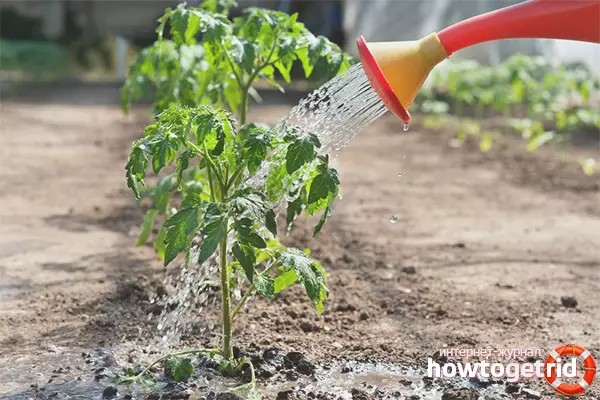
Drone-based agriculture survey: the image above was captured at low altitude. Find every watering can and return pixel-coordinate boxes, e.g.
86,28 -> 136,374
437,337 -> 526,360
356,0 -> 600,123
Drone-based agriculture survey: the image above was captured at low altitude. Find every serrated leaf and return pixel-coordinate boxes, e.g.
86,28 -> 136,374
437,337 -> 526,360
255,274 -> 274,300
170,7 -> 201,45
296,47 -> 313,78
241,124 -> 272,174
151,132 -> 180,174
274,267 -> 297,293
280,248 -> 323,303
308,173 -> 333,204
285,134 -> 320,174
164,207 -> 198,229
313,206 -> 331,237
137,209 -> 158,246
246,232 -> 267,249
230,189 -> 269,221
241,40 -> 256,74
265,209 -> 277,236
126,146 -> 149,199
233,242 -> 255,282
164,223 -> 189,266
165,357 -> 194,382
234,217 -> 253,237
198,203 -> 226,263
274,60 -> 292,83
164,207 -> 201,266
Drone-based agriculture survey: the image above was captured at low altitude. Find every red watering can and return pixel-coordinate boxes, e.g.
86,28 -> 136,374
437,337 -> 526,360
356,0 -> 600,123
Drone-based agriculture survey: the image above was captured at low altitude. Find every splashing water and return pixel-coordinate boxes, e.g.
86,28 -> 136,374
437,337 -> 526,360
281,63 -> 388,154
154,63 -> 389,348
248,63 -> 388,193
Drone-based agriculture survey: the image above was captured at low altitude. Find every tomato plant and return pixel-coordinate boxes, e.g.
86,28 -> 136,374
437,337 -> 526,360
119,0 -> 352,392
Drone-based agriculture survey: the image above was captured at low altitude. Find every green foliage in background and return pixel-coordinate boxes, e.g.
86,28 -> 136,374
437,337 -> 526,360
121,0 -> 352,114
415,54 -> 600,174
0,39 -> 67,75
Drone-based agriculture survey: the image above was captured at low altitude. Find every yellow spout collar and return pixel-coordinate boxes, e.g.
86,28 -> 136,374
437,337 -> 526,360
366,33 -> 449,109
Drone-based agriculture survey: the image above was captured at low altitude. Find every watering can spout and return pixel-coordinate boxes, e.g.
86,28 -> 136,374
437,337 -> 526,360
357,0 -> 600,124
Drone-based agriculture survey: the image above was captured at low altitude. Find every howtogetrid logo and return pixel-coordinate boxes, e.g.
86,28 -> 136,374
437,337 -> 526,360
545,344 -> 596,397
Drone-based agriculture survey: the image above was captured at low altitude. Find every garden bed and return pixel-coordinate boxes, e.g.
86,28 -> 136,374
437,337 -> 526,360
0,85 -> 598,399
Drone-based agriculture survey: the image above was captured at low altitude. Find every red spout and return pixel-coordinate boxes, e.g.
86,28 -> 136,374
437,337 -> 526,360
437,0 -> 600,56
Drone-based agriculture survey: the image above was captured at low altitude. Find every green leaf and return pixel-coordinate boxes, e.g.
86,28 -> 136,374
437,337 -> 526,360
274,267 -> 297,293
230,189 -> 269,221
151,132 -> 180,174
231,38 -> 256,74
197,11 -> 231,44
200,0 -> 238,14
241,124 -> 273,174
280,248 -> 323,303
234,217 -> 253,237
232,242 -> 255,282
285,134 -> 320,174
170,7 -> 201,45
246,232 -> 267,249
313,206 -> 331,237
150,174 -> 177,213
527,131 -> 555,151
164,207 -> 201,266
198,203 -> 226,263
286,190 -> 305,228
126,146 -> 149,199
176,151 -> 193,190
307,158 -> 339,217
296,47 -> 313,78
154,226 -> 167,260
255,274 -> 274,300
165,357 -> 194,382
137,209 -> 158,246
265,209 -> 277,236
308,173 -> 334,204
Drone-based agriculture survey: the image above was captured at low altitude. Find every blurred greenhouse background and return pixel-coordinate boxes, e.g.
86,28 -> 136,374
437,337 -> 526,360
1,0 -> 598,80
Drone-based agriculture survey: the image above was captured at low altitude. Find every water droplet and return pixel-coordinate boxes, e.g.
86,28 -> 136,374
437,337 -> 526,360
389,215 -> 398,224
403,123 -> 410,131
397,172 -> 403,178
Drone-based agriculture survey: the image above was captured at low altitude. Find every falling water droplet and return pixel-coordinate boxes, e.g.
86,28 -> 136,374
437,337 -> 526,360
389,215 -> 398,224
403,123 -> 410,131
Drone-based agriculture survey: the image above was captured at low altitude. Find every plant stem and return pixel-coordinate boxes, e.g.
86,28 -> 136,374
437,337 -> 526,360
232,260 -> 279,322
226,165 -> 245,193
231,284 -> 255,321
219,230 -> 234,373
240,88 -> 248,125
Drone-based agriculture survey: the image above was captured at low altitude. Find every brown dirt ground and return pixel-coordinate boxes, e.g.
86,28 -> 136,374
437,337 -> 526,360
0,85 -> 599,398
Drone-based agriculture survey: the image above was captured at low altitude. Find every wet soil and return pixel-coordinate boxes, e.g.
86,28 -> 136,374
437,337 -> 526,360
0,85 -> 598,399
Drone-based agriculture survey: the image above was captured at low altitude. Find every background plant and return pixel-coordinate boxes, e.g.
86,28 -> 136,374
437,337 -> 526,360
121,0 -> 351,389
415,54 -> 600,174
